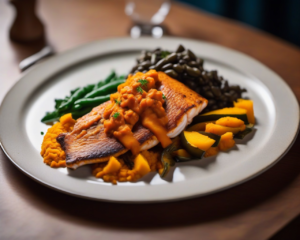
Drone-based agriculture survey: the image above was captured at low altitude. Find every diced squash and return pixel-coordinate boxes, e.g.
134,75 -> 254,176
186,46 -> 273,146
96,156 -> 122,177
234,99 -> 255,124
133,154 -> 151,177
205,123 -> 245,135
173,149 -> 192,158
186,121 -> 214,131
184,131 -> 215,151
204,147 -> 219,157
219,132 -> 235,151
215,117 -> 245,128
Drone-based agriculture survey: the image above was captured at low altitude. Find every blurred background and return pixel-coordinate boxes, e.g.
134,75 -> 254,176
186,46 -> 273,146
1,0 -> 299,85
177,0 -> 300,47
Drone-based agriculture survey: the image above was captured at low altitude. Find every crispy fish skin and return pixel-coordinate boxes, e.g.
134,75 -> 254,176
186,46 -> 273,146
60,72 -> 207,169
157,72 -> 207,137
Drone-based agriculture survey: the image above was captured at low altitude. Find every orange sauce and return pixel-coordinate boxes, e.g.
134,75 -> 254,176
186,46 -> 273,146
103,70 -> 172,154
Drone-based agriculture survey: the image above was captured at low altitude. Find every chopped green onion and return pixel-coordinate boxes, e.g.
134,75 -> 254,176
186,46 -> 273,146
136,86 -> 143,94
161,51 -> 170,58
113,112 -> 120,119
138,79 -> 148,88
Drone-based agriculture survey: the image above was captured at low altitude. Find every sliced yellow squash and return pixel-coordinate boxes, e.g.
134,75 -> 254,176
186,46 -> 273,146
184,131 -> 215,151
234,99 -> 255,124
205,123 -> 245,135
215,117 -> 245,128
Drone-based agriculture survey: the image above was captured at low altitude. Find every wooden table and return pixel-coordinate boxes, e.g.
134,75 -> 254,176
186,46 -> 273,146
1,0 -> 300,239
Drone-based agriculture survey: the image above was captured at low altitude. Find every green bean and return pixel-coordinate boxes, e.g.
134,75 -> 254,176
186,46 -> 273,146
58,84 -> 95,112
41,71 -> 126,124
58,90 -> 83,112
54,87 -> 80,110
70,87 -> 80,95
111,75 -> 126,82
84,79 -> 125,99
41,110 -> 60,123
54,99 -> 64,109
104,71 -> 116,84
83,84 -> 95,95
95,81 -> 104,89
73,94 -> 111,110
93,72 -> 124,91
71,107 -> 94,119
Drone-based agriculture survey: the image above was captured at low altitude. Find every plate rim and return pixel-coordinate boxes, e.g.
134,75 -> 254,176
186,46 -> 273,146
0,36 -> 299,203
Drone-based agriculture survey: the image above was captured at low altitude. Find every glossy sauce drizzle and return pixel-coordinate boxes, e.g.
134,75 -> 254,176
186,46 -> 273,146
103,70 -> 172,155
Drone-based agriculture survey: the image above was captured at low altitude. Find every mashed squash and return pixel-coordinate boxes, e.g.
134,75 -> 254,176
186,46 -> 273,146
40,113 -> 76,168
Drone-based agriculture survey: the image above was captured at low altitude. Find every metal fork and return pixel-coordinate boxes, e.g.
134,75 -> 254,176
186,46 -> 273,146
19,45 -> 54,71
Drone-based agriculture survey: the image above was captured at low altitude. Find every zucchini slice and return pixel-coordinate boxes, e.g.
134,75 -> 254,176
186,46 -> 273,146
180,131 -> 215,158
160,137 -> 180,178
172,149 -> 198,162
174,155 -> 197,162
197,131 -> 221,147
186,121 -> 214,132
234,124 -> 254,139
193,107 -> 249,125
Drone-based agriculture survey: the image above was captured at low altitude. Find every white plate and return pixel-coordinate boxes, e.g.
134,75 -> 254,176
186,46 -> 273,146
0,37 -> 299,203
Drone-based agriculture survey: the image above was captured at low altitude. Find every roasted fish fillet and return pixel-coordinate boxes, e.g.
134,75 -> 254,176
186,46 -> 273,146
57,72 -> 207,169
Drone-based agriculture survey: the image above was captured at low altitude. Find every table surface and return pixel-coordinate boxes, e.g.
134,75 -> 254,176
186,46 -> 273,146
1,0 -> 300,239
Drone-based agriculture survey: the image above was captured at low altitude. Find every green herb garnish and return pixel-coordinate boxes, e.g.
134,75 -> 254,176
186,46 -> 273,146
161,51 -> 170,58
41,131 -> 44,135
113,112 -> 120,119
162,94 -> 167,100
115,99 -> 121,105
136,86 -> 143,94
138,79 -> 148,88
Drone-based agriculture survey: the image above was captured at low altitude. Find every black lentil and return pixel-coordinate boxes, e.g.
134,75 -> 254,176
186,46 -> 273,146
130,45 -> 247,112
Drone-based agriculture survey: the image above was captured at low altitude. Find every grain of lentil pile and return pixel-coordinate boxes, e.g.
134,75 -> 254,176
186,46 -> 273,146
130,45 -> 247,113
